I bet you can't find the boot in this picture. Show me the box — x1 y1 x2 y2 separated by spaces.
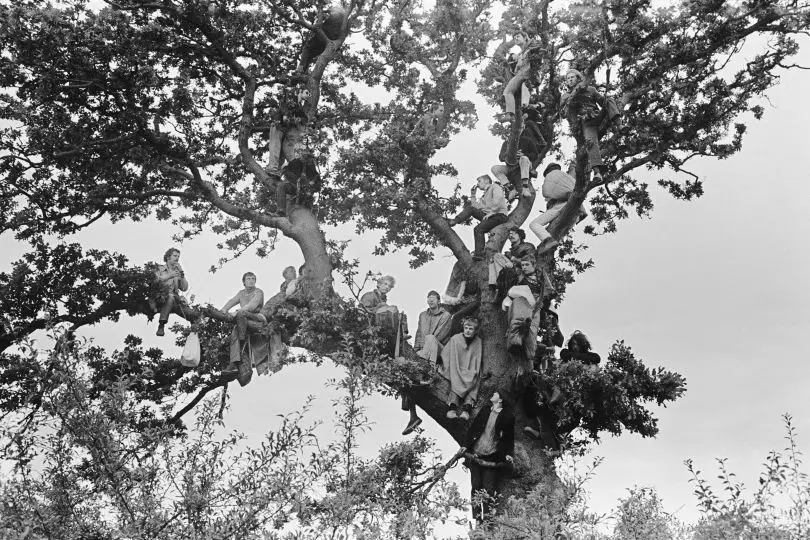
156 321 167 337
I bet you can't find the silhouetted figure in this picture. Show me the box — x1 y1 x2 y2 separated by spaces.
461 390 515 523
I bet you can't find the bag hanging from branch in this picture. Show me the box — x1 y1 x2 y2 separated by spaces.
181 332 201 367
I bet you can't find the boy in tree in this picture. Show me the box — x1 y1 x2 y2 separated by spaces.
154 247 189 337
401 290 453 435
221 272 266 374
447 175 508 261
439 317 483 421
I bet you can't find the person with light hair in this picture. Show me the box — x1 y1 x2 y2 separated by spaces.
560 68 618 183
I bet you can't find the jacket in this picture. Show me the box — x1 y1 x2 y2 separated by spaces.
473 182 508 217
464 403 515 461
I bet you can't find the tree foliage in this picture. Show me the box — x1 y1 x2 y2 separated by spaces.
1 0 809 525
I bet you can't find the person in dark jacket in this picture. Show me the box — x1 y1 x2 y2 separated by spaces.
559 69 620 183
560 330 600 365
461 389 515 523
491 108 547 200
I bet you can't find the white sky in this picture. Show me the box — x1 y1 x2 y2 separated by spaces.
1 11 809 536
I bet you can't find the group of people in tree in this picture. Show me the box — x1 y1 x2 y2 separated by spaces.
347 34 623 522
153 248 308 384
360 244 601 522
147 26 618 524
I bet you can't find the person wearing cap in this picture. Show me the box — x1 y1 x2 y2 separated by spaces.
447 174 508 261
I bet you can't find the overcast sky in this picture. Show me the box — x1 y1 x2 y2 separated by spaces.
1 11 809 535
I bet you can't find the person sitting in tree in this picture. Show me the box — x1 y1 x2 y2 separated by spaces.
529 163 588 254
154 247 189 337
503 256 554 361
221 272 266 375
360 275 409 356
439 317 482 421
560 330 601 365
490 227 536 299
447 174 508 261
401 290 453 436
560 69 620 184
460 389 515 523
491 106 546 200
443 260 481 336
275 155 321 216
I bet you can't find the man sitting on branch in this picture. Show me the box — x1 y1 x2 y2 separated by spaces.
447 175 508 261
221 272 266 377
401 290 453 436
153 247 189 337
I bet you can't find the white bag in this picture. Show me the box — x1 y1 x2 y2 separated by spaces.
180 332 201 367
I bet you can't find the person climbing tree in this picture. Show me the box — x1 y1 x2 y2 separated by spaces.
529 162 587 254
439 317 482 421
401 290 453 436
276 155 322 216
447 175 508 260
559 69 620 183
220 272 266 375
503 257 555 361
265 102 308 181
461 389 515 524
501 32 543 118
491 106 546 200
297 3 348 73
153 248 189 337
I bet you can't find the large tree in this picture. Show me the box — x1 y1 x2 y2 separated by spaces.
1 0 808 523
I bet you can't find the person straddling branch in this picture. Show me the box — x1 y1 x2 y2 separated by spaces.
502 256 555 361
438 317 482 421
560 69 621 184
529 163 587 254
221 272 266 374
460 389 515 524
491 106 546 201
401 290 453 436
447 175 508 261
154 247 189 337
360 275 409 357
